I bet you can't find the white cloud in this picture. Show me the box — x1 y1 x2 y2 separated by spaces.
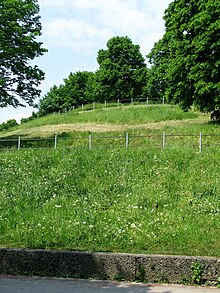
44 19 112 53
39 0 172 55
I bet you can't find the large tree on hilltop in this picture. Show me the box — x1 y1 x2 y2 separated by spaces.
0 0 47 108
94 36 148 102
147 0 220 111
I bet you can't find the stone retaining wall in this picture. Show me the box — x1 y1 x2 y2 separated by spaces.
0 248 219 284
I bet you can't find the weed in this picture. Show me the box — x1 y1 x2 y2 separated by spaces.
113 274 125 282
181 275 191 285
217 276 220 288
135 266 146 282
191 261 203 285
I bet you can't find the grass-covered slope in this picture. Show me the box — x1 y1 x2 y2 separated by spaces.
0 147 219 256
0 104 219 256
0 104 203 138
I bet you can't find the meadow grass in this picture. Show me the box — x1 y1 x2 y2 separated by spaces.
0 147 219 256
3 104 198 132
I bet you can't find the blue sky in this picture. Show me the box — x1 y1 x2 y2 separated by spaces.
0 0 172 124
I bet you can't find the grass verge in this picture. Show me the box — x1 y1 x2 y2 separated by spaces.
0 147 219 256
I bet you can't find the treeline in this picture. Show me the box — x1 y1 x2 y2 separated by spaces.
0 112 38 130
38 0 220 117
38 36 149 116
0 119 18 131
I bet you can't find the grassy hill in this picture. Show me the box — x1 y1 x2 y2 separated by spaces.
0 104 219 257
0 104 216 138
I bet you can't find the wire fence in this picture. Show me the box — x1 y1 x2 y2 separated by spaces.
0 132 220 152
55 97 165 114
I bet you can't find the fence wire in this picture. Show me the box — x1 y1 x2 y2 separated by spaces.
0 133 219 152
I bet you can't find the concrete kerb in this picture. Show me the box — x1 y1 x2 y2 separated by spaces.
0 248 219 285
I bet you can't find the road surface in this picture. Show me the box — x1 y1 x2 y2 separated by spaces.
0 276 219 293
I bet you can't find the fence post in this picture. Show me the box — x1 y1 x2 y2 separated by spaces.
162 97 165 105
18 136 21 150
54 135 58 149
93 102 95 110
125 132 129 149
162 132 166 149
89 133 92 150
118 99 120 107
146 97 149 106
131 98 134 105
199 132 202 152
105 100 107 108
82 104 84 111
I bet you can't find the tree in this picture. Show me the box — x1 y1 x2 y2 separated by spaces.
147 0 220 111
94 36 148 102
38 85 64 116
62 71 94 106
0 119 18 131
146 36 170 101
0 0 47 108
38 71 94 116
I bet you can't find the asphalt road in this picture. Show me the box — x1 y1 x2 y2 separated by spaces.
0 276 219 293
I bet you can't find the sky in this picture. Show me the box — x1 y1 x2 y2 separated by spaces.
0 0 172 124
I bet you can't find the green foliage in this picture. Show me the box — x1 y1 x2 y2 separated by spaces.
147 0 220 112
191 262 203 285
38 72 94 116
0 0 47 108
135 267 146 283
95 36 148 102
146 36 170 101
217 276 220 288
0 119 18 131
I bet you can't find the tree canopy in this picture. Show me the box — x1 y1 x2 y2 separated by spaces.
94 36 148 102
0 0 47 108
147 0 220 111
38 71 94 116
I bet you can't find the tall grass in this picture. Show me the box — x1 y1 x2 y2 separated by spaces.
7 105 198 131
0 147 219 256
